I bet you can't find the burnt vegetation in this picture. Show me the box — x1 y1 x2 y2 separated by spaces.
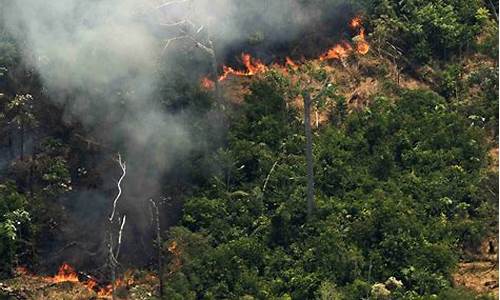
0 0 499 299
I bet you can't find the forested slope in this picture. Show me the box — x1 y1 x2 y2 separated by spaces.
0 0 498 299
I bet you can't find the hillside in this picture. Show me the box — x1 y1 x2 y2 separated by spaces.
0 0 498 299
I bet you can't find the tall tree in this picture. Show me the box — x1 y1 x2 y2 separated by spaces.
303 91 315 219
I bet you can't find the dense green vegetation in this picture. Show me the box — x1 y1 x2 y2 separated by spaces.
163 79 497 299
0 0 498 299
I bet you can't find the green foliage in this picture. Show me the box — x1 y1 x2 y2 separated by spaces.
164 79 494 299
368 0 490 62
0 181 30 277
0 1 496 298
462 65 499 138
475 9 499 60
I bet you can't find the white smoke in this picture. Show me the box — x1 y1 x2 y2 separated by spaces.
1 0 350 266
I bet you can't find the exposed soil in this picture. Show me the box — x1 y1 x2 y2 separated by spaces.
452 237 499 298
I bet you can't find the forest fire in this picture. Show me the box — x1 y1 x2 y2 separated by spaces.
46 263 79 283
319 42 352 60
218 53 269 81
350 16 362 29
354 28 370 55
1 0 497 298
202 16 370 88
285 56 299 69
41 263 131 298
319 15 370 59
201 77 215 90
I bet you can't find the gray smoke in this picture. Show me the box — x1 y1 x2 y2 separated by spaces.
1 0 350 268
1 0 323 165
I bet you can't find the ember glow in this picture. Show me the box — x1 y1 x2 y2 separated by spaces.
43 263 132 298
47 263 79 283
319 42 352 61
218 53 269 81
203 16 370 87
320 16 369 59
285 56 299 69
201 77 215 90
354 28 370 55
350 16 362 29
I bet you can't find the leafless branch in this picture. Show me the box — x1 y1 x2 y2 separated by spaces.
154 1 223 109
149 199 163 296
188 36 214 56
107 153 127 300
114 215 127 260
162 35 189 53
263 160 279 192
109 154 126 222
156 0 190 10
159 19 191 27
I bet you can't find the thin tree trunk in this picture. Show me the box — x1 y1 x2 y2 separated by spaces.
303 92 315 219
211 53 222 106
108 154 126 300
207 37 223 110
109 233 116 300
149 199 163 297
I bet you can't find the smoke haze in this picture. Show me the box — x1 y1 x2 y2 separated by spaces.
1 0 352 268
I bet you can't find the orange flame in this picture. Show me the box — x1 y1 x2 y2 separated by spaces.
285 56 298 69
202 16 369 88
201 77 215 90
85 278 98 290
321 16 369 59
97 285 113 297
48 263 79 283
43 263 134 298
218 53 269 81
319 42 353 61
350 16 362 29
354 27 370 55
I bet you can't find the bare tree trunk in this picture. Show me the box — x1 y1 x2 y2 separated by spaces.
108 232 116 300
303 92 316 220
108 154 127 300
149 199 163 297
207 41 222 107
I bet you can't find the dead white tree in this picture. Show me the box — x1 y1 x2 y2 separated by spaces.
107 153 127 300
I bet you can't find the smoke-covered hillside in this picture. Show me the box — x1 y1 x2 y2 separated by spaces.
0 0 498 299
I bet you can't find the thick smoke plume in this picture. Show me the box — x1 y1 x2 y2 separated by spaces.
1 0 351 268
